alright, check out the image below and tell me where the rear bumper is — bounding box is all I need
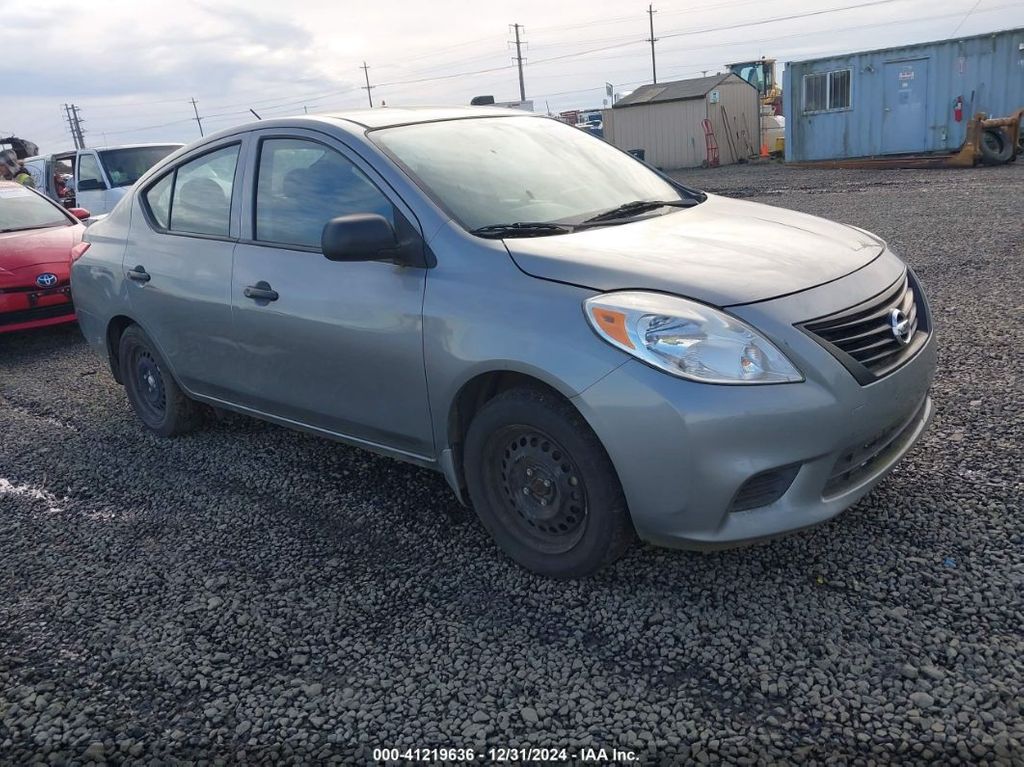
[572,279,937,549]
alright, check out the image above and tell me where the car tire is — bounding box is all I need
[463,386,634,578]
[980,128,1014,165]
[119,324,201,437]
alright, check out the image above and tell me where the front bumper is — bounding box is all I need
[572,259,937,549]
[0,289,75,334]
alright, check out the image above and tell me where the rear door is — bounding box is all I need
[882,59,929,154]
[125,138,247,398]
[229,129,433,458]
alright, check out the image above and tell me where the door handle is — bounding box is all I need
[127,265,150,283]
[243,281,279,302]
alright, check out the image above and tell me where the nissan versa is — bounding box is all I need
[71,107,935,577]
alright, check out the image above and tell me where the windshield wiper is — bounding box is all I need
[581,199,695,225]
[470,222,573,239]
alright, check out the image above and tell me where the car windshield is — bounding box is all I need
[98,145,180,188]
[372,116,702,233]
[0,185,69,232]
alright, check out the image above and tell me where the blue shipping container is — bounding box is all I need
[784,28,1024,162]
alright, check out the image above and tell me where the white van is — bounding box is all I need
[23,144,182,216]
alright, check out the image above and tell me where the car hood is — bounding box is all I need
[504,194,885,306]
[0,225,81,273]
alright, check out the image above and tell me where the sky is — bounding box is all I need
[2,0,1021,153]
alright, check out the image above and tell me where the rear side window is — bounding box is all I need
[254,138,393,249]
[142,144,240,237]
[170,145,240,236]
[145,173,173,229]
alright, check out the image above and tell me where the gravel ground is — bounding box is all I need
[1,161,1022,765]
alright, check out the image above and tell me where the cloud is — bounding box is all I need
[3,0,1022,152]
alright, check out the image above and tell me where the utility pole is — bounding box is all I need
[63,104,86,149]
[361,62,374,108]
[71,104,86,148]
[190,98,204,137]
[646,4,658,84]
[63,104,81,149]
[510,23,527,102]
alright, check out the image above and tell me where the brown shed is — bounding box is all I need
[602,73,759,169]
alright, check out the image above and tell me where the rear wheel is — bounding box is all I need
[463,387,633,578]
[119,325,201,437]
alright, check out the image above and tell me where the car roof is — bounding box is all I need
[323,106,536,129]
[23,143,184,161]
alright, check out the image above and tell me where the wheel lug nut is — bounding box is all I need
[526,468,533,477]
[540,499,547,506]
[523,487,530,495]
[543,480,551,488]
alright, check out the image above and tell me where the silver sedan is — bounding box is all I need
[71,107,935,577]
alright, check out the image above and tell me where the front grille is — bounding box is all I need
[0,301,75,327]
[823,398,928,497]
[801,271,929,384]
[0,279,70,295]
[729,464,800,512]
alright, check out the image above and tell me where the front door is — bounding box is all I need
[74,151,109,214]
[882,59,928,155]
[229,132,433,459]
[125,140,245,398]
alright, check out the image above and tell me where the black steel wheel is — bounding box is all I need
[127,346,167,425]
[463,387,634,578]
[491,425,589,554]
[118,325,201,437]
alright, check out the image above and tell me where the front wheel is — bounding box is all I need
[119,325,201,437]
[463,387,634,578]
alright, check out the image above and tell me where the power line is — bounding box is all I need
[67,0,997,142]
[950,0,983,36]
[510,23,528,101]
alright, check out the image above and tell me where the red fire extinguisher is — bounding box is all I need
[953,96,963,122]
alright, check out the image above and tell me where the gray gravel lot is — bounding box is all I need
[1,161,1022,765]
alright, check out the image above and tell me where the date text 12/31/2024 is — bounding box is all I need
[373,747,640,763]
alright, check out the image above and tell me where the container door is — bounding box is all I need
[882,59,928,154]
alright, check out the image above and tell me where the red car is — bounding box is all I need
[0,181,91,333]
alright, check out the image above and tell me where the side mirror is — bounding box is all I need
[321,214,397,262]
[69,207,91,220]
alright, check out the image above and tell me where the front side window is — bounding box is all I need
[371,116,695,232]
[167,144,240,237]
[77,154,105,191]
[254,138,394,249]
[803,69,852,112]
[98,145,180,188]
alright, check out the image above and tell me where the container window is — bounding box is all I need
[803,69,852,112]
[803,73,828,112]
[829,69,851,110]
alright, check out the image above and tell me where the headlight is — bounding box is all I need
[584,291,803,384]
